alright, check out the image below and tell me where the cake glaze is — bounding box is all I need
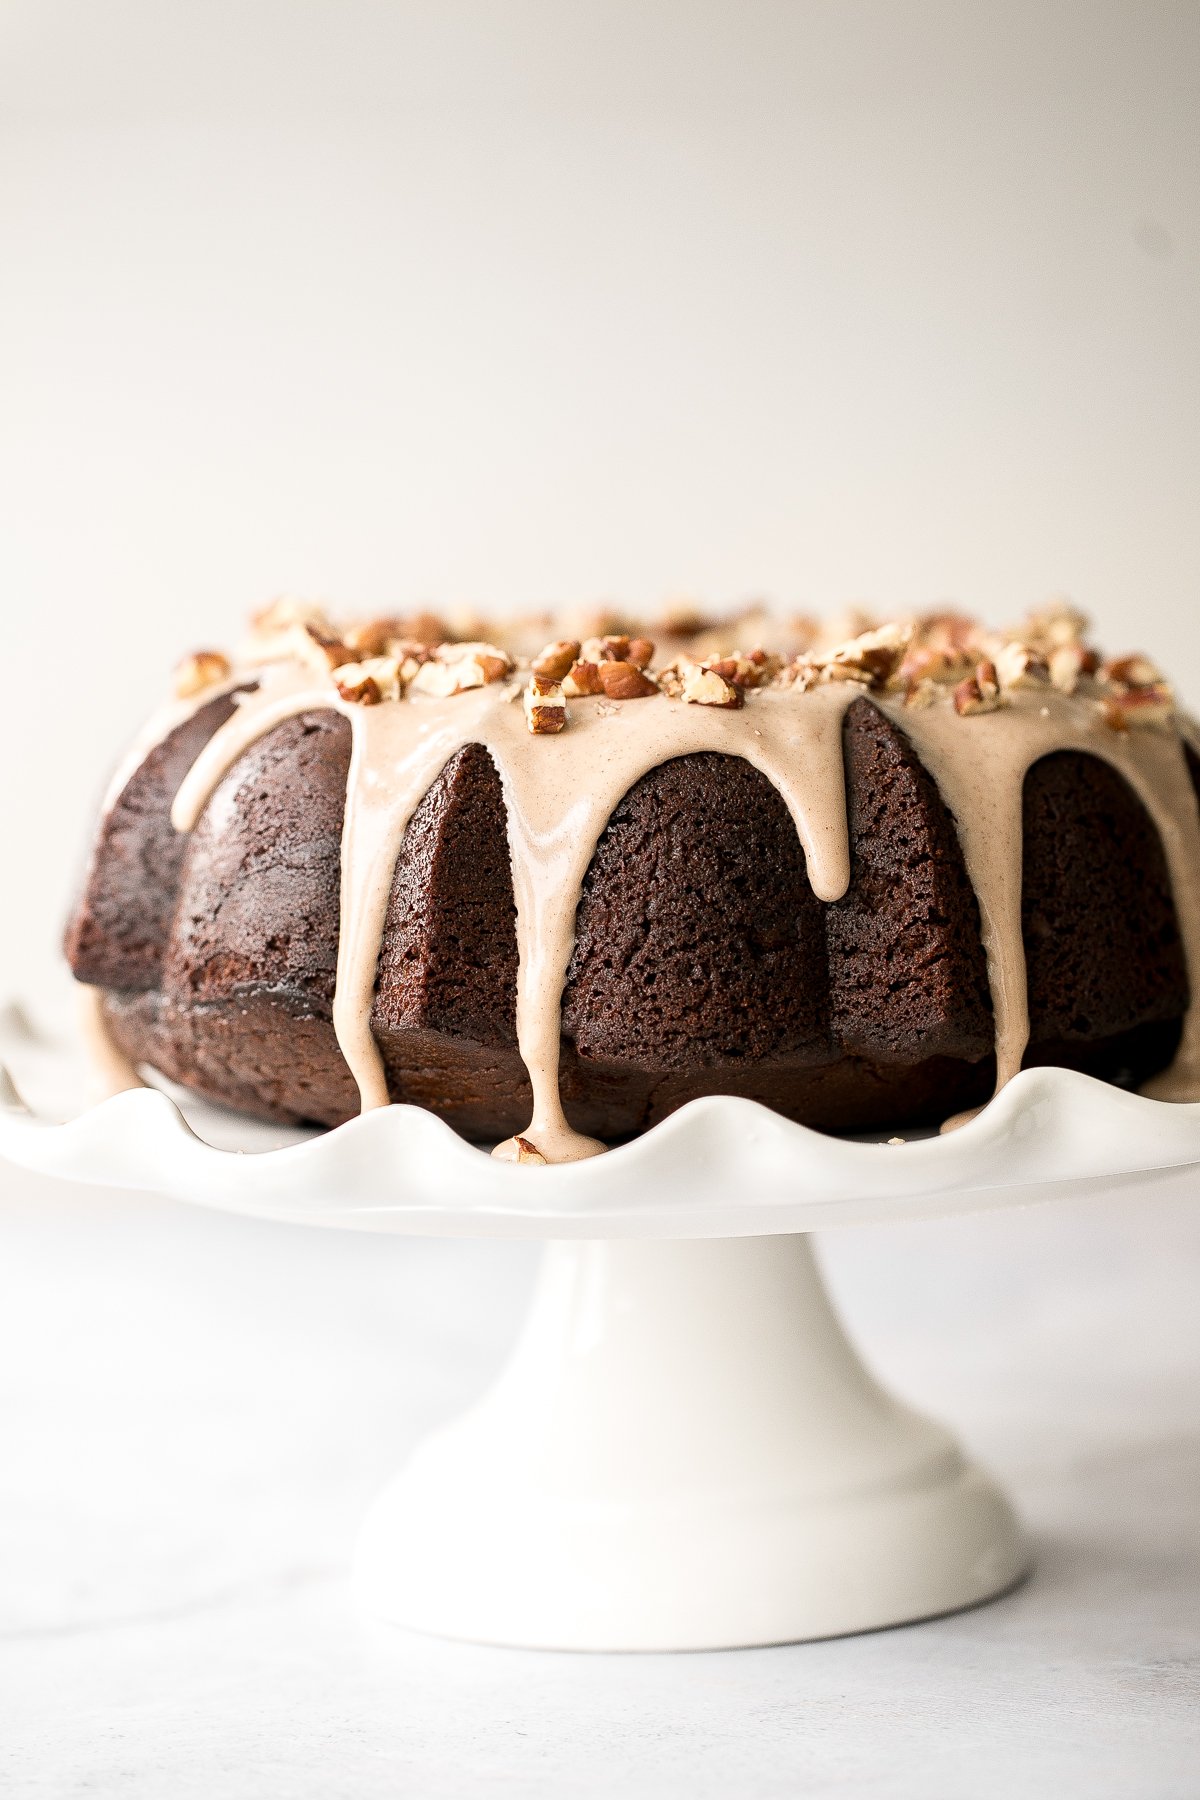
[65,603,1200,1160]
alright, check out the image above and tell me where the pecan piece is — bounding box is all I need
[953,660,1003,716]
[1100,686,1174,730]
[290,621,356,674]
[334,656,402,704]
[1101,653,1163,689]
[596,661,658,700]
[174,650,232,699]
[409,641,513,696]
[682,664,743,709]
[563,660,603,697]
[532,639,581,681]
[523,673,568,734]
[994,642,1049,691]
[1048,641,1099,694]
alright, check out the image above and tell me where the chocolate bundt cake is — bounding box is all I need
[65,601,1200,1161]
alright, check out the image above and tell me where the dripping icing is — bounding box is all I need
[877,690,1200,1127]
[94,664,1200,1158]
[170,675,860,1161]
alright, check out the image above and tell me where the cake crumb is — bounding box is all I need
[887,1136,906,1145]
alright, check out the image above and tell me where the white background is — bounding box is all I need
[2,6,1199,1794]
[1,0,1199,988]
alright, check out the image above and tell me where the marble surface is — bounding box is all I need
[2,1162,1198,1798]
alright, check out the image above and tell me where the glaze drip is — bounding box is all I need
[873,692,1200,1130]
[171,675,859,1161]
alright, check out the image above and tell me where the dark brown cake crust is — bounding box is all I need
[1021,751,1187,1043]
[65,688,248,992]
[68,695,1191,1138]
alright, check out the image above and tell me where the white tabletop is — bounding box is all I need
[2,1164,1198,1799]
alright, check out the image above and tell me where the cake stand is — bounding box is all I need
[4,999,1200,1652]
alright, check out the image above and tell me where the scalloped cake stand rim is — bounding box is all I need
[2,1050,1200,1237]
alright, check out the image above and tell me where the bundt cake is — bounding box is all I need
[65,600,1200,1161]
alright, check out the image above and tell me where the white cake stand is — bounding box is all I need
[4,999,1200,1652]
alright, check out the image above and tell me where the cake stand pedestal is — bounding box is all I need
[357,1233,1022,1650]
[4,1012,1199,1651]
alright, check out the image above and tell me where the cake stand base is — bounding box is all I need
[354,1234,1028,1651]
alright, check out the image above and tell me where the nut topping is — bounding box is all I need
[523,673,568,734]
[409,641,513,697]
[993,642,1049,691]
[581,634,631,664]
[174,650,232,699]
[242,600,342,668]
[333,656,402,705]
[681,664,744,709]
[184,599,1182,739]
[953,660,1003,716]
[341,611,449,655]
[902,676,937,709]
[287,622,355,675]
[897,645,972,687]
[1101,653,1163,689]
[562,660,604,697]
[1023,600,1091,652]
[595,661,658,700]
[1100,685,1175,730]
[532,639,581,681]
[1048,641,1099,694]
[249,597,329,637]
[784,621,913,692]
[824,621,913,687]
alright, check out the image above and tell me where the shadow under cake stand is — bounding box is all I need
[4,1015,1199,1653]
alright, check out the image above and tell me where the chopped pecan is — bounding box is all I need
[994,642,1050,691]
[409,641,513,696]
[290,621,356,674]
[523,673,568,734]
[532,639,581,681]
[1048,641,1099,694]
[682,664,743,709]
[174,650,232,699]
[341,615,449,657]
[1023,600,1091,652]
[512,1135,547,1164]
[249,596,329,636]
[953,661,1003,716]
[917,611,984,654]
[1101,653,1163,689]
[902,676,937,709]
[1100,685,1174,730]
[821,622,913,689]
[563,660,604,697]
[580,634,639,664]
[596,661,658,700]
[334,656,402,704]
[899,644,973,686]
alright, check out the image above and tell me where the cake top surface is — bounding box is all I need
[170,597,1177,738]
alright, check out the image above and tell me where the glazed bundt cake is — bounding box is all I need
[65,600,1200,1161]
